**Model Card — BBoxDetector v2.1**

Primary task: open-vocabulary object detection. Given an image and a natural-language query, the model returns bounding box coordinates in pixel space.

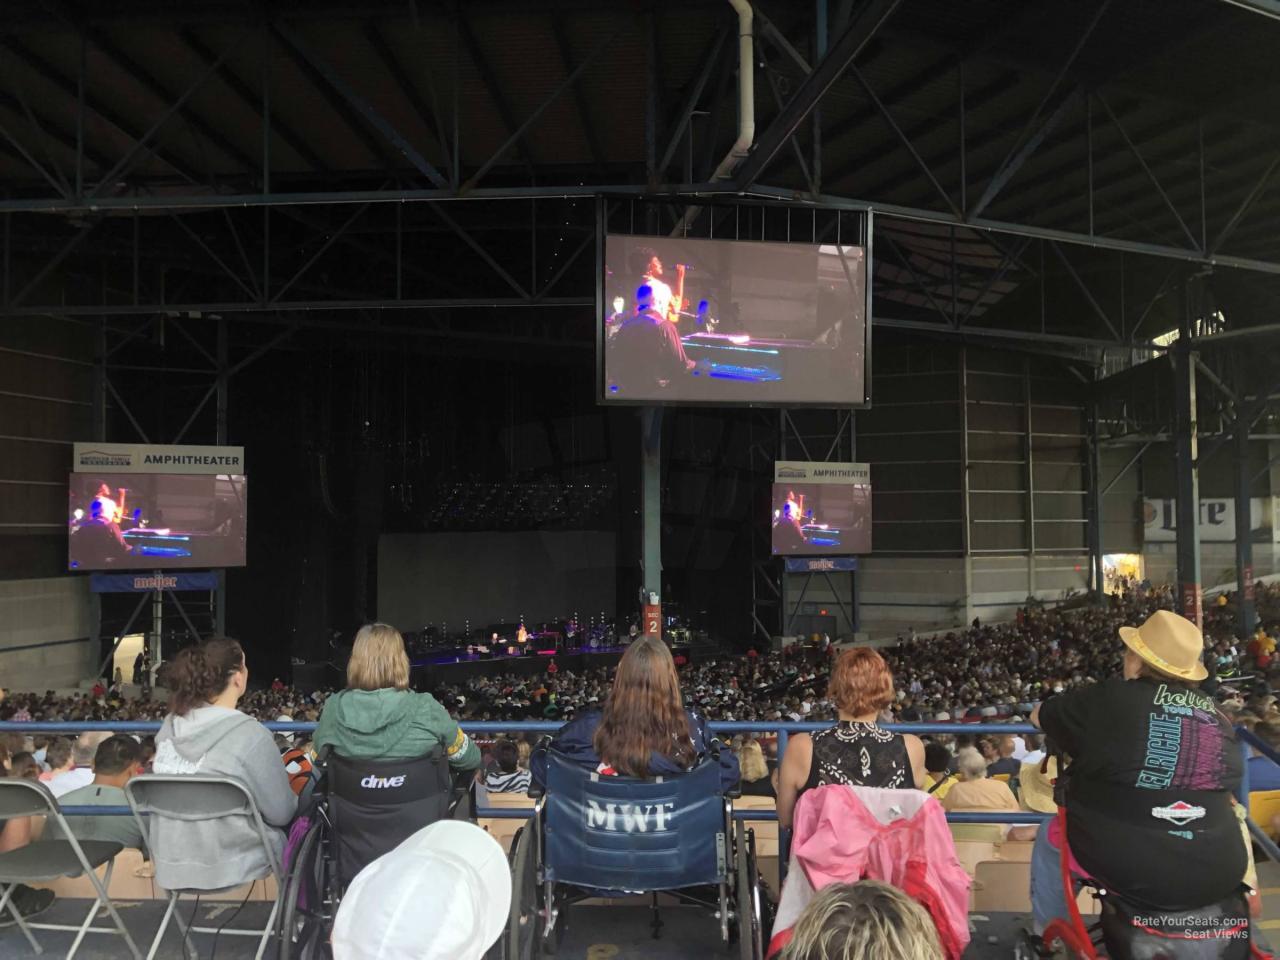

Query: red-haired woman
[777,647,926,828]
[531,635,739,792]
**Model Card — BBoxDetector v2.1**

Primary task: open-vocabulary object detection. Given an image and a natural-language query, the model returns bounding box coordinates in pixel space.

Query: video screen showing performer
[603,234,866,405]
[770,482,871,555]
[68,472,248,570]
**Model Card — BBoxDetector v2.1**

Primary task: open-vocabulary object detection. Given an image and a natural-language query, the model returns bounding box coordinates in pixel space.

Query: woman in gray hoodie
[151,637,297,891]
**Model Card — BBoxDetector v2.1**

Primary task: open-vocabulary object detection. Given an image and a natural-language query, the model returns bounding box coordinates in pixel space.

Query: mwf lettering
[586,800,675,832]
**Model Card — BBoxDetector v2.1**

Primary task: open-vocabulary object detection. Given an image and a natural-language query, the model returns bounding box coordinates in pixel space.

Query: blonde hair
[738,739,769,782]
[346,623,410,691]
[780,880,943,960]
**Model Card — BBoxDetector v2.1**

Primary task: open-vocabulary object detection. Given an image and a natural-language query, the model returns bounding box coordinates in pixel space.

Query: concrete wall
[0,577,95,690]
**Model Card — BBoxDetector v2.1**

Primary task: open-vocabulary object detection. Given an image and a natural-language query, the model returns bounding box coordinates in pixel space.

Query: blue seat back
[543,751,727,890]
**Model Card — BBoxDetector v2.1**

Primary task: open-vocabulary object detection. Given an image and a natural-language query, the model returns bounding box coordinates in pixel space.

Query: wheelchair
[276,745,475,960]
[505,748,768,959]
[1015,808,1270,960]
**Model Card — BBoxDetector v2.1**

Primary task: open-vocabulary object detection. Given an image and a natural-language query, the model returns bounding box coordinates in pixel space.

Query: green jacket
[313,688,480,770]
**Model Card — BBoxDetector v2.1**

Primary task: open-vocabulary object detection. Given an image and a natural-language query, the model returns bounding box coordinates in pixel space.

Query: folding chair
[0,778,141,959]
[126,775,283,960]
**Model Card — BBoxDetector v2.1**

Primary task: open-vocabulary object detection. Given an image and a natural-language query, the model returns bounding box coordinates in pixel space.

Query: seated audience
[1248,720,1280,791]
[44,735,145,850]
[484,740,531,794]
[923,743,958,799]
[777,648,926,830]
[332,821,510,960]
[531,635,739,792]
[941,748,1018,813]
[1030,610,1248,934]
[151,637,297,891]
[985,735,1020,777]
[313,624,481,771]
[38,737,73,783]
[48,732,105,798]
[779,879,943,960]
[737,738,776,798]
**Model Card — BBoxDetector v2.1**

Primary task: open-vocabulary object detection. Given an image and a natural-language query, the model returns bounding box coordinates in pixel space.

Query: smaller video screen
[771,482,871,556]
[68,473,247,570]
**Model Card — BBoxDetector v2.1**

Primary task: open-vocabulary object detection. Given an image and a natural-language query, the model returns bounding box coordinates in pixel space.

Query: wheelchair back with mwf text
[543,751,726,891]
[327,747,452,886]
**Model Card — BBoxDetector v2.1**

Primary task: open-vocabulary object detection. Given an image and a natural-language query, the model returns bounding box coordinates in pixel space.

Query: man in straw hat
[1026,609,1253,937]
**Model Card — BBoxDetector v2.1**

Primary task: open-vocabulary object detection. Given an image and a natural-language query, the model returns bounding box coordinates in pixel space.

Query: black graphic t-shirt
[1038,676,1245,911]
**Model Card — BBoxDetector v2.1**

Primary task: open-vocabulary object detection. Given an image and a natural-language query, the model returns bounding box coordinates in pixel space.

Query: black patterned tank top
[803,720,910,792]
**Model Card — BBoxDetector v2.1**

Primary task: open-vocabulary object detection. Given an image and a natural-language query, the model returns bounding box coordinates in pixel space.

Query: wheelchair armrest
[527,782,545,799]
[726,783,742,799]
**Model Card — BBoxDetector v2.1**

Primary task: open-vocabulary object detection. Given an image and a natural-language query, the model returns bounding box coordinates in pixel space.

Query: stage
[409,644,630,687]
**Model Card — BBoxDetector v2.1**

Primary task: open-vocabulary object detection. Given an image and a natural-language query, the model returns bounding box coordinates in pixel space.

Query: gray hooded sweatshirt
[151,705,297,891]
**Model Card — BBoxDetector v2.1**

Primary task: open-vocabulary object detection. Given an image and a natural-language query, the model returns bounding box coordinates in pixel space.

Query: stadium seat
[992,773,1012,783]
[126,775,282,960]
[949,822,1006,843]
[1248,789,1280,838]
[0,779,142,960]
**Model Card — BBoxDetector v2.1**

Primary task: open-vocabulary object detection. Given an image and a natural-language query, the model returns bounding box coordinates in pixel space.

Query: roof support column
[1173,296,1202,627]
[1233,420,1256,641]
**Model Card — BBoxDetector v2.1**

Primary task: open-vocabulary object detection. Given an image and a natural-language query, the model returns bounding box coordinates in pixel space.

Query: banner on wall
[1141,498,1274,543]
[784,557,858,572]
[73,443,245,475]
[774,461,870,484]
[90,572,219,593]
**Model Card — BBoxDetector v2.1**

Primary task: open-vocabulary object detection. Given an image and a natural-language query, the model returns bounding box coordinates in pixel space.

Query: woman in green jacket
[314,623,481,771]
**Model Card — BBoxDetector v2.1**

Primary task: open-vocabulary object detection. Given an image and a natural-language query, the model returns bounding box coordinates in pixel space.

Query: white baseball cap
[332,821,511,960]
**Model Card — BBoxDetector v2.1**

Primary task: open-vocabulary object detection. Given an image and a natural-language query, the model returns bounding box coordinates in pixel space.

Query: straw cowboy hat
[1020,757,1059,814]
[1119,609,1208,682]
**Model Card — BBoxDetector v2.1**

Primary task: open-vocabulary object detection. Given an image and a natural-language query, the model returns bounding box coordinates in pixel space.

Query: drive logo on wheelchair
[360,774,407,789]
[585,800,676,832]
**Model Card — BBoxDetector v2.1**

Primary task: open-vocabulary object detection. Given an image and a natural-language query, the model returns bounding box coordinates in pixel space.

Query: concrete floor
[3,860,1278,958]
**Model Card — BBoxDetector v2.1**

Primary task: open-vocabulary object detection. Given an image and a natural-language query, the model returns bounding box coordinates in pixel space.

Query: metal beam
[84,28,256,172]
[1094,93,1201,251]
[274,22,449,189]
[1047,241,1121,341]
[731,0,903,190]
[89,32,247,198]
[549,14,607,173]
[180,28,328,173]
[657,26,730,180]
[363,21,453,183]
[461,20,627,192]
[270,24,394,169]
[0,38,199,184]
[969,0,1111,219]
[457,11,536,174]
[1209,151,1280,254]
[850,65,959,217]
[968,88,1082,220]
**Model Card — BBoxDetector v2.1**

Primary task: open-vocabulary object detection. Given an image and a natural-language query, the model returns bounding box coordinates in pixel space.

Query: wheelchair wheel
[736,826,763,960]
[279,817,335,960]
[507,826,539,960]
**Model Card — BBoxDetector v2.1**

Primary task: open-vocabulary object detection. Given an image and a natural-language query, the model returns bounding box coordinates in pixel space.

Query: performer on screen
[73,498,132,560]
[611,284,697,391]
[93,483,126,524]
[636,247,687,327]
[774,499,808,552]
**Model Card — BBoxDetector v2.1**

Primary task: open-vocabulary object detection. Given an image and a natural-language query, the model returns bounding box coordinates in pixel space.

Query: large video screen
[601,234,867,405]
[68,473,247,570]
[771,482,870,555]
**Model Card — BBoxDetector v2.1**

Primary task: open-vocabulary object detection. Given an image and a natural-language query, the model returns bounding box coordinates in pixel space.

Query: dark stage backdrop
[377,531,616,631]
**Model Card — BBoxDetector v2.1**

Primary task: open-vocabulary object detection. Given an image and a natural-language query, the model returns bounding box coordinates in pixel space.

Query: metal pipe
[671,0,753,234]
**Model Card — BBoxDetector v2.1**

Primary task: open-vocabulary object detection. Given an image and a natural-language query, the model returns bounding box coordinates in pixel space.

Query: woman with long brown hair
[531,635,739,791]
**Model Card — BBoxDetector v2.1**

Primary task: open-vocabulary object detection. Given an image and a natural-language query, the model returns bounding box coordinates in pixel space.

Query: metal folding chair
[0,778,141,959]
[125,775,283,960]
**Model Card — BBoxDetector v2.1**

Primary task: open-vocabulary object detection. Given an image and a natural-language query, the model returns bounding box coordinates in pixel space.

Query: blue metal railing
[18,719,1280,850]
[3,719,1051,826]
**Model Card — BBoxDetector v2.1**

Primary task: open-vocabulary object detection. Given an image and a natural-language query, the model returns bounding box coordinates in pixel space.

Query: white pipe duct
[671,0,754,236]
